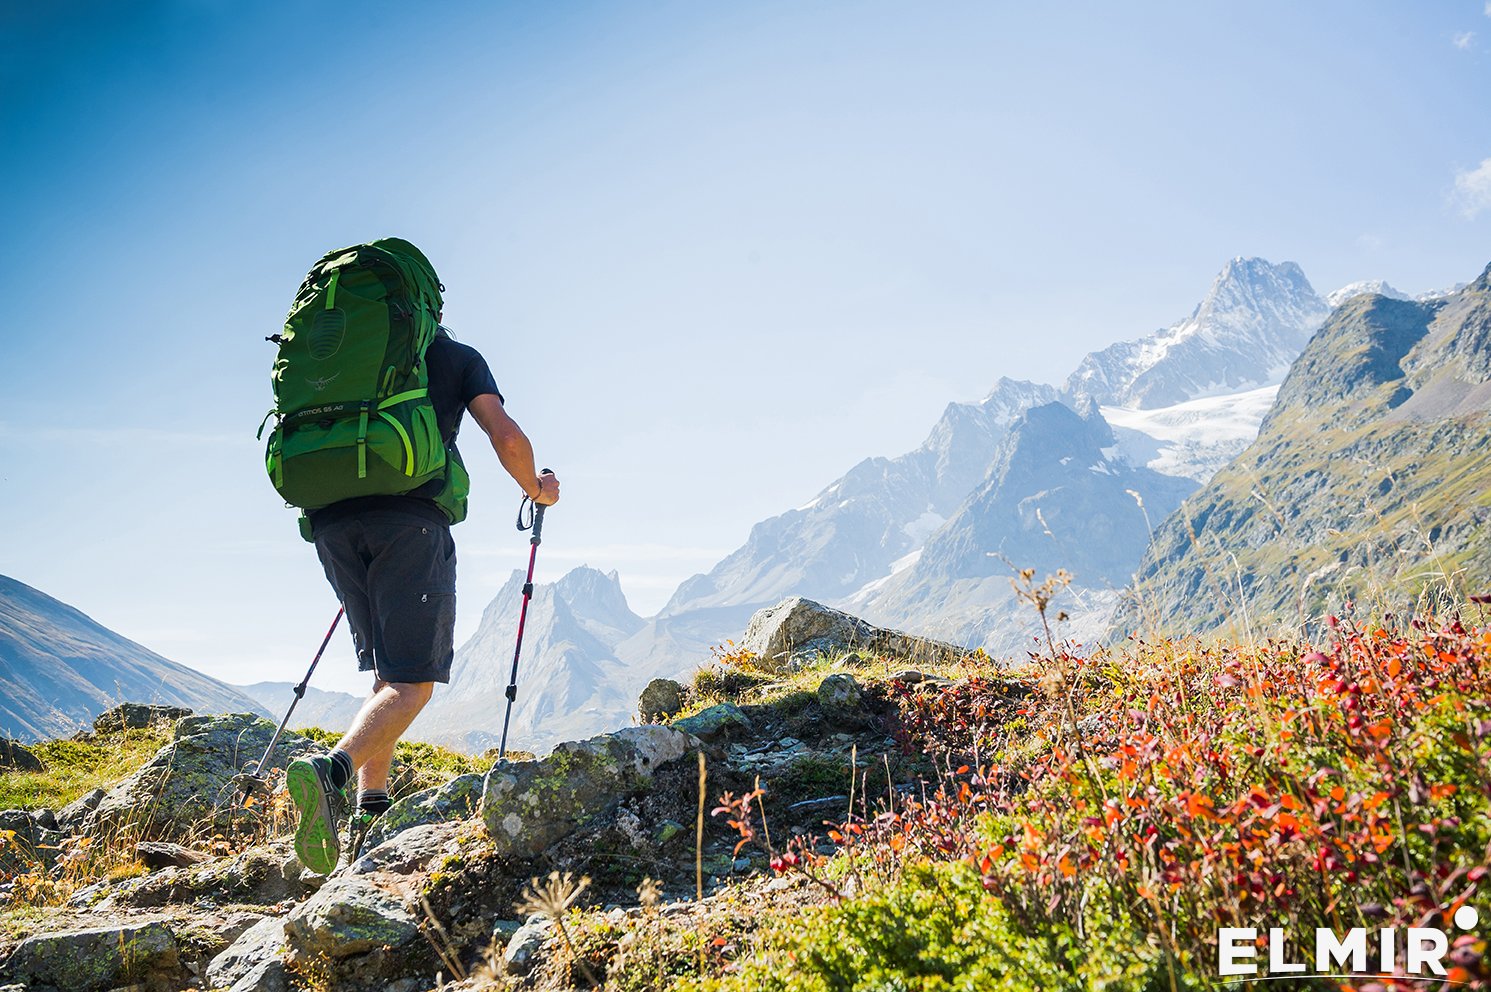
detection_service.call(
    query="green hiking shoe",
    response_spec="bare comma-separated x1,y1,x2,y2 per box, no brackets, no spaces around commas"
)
286,756,346,875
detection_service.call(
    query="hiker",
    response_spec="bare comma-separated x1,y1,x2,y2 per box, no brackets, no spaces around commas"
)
260,239,558,873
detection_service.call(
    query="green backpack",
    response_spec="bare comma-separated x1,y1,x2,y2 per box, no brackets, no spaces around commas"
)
261,239,469,535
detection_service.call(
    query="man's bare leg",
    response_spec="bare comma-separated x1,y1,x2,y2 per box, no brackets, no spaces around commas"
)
335,679,434,793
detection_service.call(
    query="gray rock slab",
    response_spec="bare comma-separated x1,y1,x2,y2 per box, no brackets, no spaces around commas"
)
740,596,970,672
283,876,421,961
1,921,180,992
207,915,287,990
351,820,462,876
92,702,192,733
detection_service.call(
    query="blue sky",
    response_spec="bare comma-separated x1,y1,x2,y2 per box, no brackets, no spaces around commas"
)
2,1,1489,693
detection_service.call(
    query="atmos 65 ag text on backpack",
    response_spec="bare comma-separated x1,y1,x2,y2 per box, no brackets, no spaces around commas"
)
260,239,469,535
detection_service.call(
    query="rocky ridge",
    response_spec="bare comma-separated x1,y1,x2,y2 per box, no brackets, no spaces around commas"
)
0,600,993,992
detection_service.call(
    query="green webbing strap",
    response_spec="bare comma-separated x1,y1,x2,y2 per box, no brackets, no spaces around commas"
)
325,270,340,310
377,388,428,410
270,428,283,487
356,402,369,479
379,412,416,476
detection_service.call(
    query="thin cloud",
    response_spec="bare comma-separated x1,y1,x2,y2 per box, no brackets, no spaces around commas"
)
1453,30,1476,49
1453,158,1491,218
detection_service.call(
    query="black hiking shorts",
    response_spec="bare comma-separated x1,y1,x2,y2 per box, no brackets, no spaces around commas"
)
312,510,457,684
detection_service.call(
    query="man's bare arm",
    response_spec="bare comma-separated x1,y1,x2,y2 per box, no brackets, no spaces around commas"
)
467,393,559,505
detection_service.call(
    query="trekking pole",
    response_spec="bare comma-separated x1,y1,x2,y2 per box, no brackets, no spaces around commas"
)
235,606,344,804
498,470,554,761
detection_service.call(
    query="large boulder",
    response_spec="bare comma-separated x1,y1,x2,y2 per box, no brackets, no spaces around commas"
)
638,678,686,722
92,703,192,734
739,597,971,672
89,714,320,842
0,922,182,991
283,877,427,985
481,725,694,859
0,738,43,772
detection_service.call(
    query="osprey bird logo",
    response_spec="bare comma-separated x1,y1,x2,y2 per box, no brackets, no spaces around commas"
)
306,372,342,392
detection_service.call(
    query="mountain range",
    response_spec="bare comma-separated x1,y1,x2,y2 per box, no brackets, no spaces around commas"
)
11,256,1487,755
0,574,269,741
1117,264,1491,637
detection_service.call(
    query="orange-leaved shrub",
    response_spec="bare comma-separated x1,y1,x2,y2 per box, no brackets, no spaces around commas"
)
703,614,1491,991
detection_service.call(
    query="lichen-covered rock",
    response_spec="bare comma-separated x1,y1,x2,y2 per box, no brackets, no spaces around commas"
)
92,702,192,733
817,673,863,709
740,596,970,672
352,820,463,876
0,921,181,992
89,713,319,841
670,703,753,742
362,772,483,850
207,915,288,991
55,787,106,831
480,726,693,859
0,738,43,772
638,678,686,722
190,837,310,904
281,877,423,960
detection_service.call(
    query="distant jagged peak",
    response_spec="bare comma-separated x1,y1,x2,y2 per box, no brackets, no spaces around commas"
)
1064,256,1329,410
916,378,1057,450
1327,279,1408,309
554,564,628,600
1188,256,1326,333
553,564,643,631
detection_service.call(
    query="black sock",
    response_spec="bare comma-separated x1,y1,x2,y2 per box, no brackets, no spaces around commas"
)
327,749,354,790
358,789,391,816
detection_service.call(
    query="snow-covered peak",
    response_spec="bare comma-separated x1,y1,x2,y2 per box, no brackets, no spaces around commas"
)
1416,282,1468,302
1326,280,1408,308
1063,257,1329,410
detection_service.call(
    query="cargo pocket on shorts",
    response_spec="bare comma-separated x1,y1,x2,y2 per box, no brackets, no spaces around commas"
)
381,589,456,683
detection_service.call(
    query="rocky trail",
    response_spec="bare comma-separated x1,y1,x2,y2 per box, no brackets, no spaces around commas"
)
0,600,1004,992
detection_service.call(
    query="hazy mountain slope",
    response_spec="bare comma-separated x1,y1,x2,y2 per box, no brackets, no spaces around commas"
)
1064,257,1329,409
412,566,644,754
1117,267,1491,637
850,402,1196,655
661,378,1059,618
236,682,364,733
0,574,271,741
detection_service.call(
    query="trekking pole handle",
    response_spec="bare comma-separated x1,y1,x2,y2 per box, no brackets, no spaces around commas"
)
531,469,553,543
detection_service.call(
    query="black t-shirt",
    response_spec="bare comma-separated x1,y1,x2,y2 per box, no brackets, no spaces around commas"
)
308,334,502,529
